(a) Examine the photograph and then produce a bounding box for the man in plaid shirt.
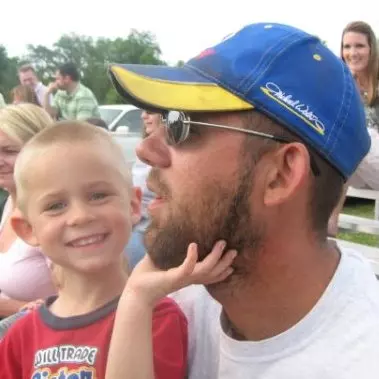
[43,62,100,121]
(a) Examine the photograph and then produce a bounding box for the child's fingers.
[191,240,226,275]
[192,246,237,280]
[207,249,237,277]
[202,267,234,284]
[169,242,199,280]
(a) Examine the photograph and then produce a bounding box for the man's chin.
[144,226,191,270]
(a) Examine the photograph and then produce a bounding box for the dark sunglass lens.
[166,111,188,144]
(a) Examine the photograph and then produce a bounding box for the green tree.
[24,30,165,104]
[0,46,19,102]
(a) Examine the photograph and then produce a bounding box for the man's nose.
[136,128,171,168]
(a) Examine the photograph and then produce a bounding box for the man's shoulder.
[339,245,379,282]
[169,285,221,326]
[334,245,379,319]
[76,83,97,99]
[53,90,66,102]
[170,285,220,308]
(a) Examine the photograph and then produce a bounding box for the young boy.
[0,121,192,378]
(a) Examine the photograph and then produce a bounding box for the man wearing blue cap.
[107,23,379,378]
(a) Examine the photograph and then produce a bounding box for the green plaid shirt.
[52,83,100,121]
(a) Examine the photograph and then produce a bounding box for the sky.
[1,0,378,65]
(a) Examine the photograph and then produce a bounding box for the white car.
[99,104,143,133]
[99,105,143,166]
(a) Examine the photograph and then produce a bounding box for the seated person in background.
[0,104,56,318]
[328,21,379,236]
[0,121,188,379]
[44,62,100,121]
[17,64,49,106]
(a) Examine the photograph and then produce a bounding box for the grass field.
[339,198,379,247]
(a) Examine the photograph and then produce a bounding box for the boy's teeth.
[71,235,104,247]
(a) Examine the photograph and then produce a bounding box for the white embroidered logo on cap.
[261,82,325,135]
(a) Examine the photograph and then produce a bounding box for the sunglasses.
[161,111,320,176]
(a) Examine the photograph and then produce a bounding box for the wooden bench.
[337,188,379,235]
[338,213,379,235]
[346,187,379,220]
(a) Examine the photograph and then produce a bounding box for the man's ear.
[263,143,309,207]
[130,186,142,226]
[10,210,39,247]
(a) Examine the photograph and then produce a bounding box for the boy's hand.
[124,241,237,307]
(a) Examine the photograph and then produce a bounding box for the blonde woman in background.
[0,104,56,317]
[11,85,41,106]
[329,21,379,236]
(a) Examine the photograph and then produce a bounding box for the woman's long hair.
[341,21,379,106]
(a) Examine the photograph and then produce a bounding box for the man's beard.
[144,158,264,274]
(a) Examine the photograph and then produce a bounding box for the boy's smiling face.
[14,140,141,274]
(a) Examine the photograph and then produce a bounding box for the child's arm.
[105,241,236,379]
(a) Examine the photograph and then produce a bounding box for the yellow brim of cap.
[109,64,254,112]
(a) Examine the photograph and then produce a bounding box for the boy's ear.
[11,210,39,247]
[130,186,142,226]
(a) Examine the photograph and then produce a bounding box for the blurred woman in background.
[11,85,40,106]
[0,104,55,317]
[329,21,379,236]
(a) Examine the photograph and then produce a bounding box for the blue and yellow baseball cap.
[108,22,370,178]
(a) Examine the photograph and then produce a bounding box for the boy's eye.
[90,192,108,201]
[45,202,66,212]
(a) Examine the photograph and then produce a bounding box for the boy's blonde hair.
[14,120,133,213]
[0,103,52,144]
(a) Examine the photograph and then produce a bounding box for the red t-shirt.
[0,296,187,379]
